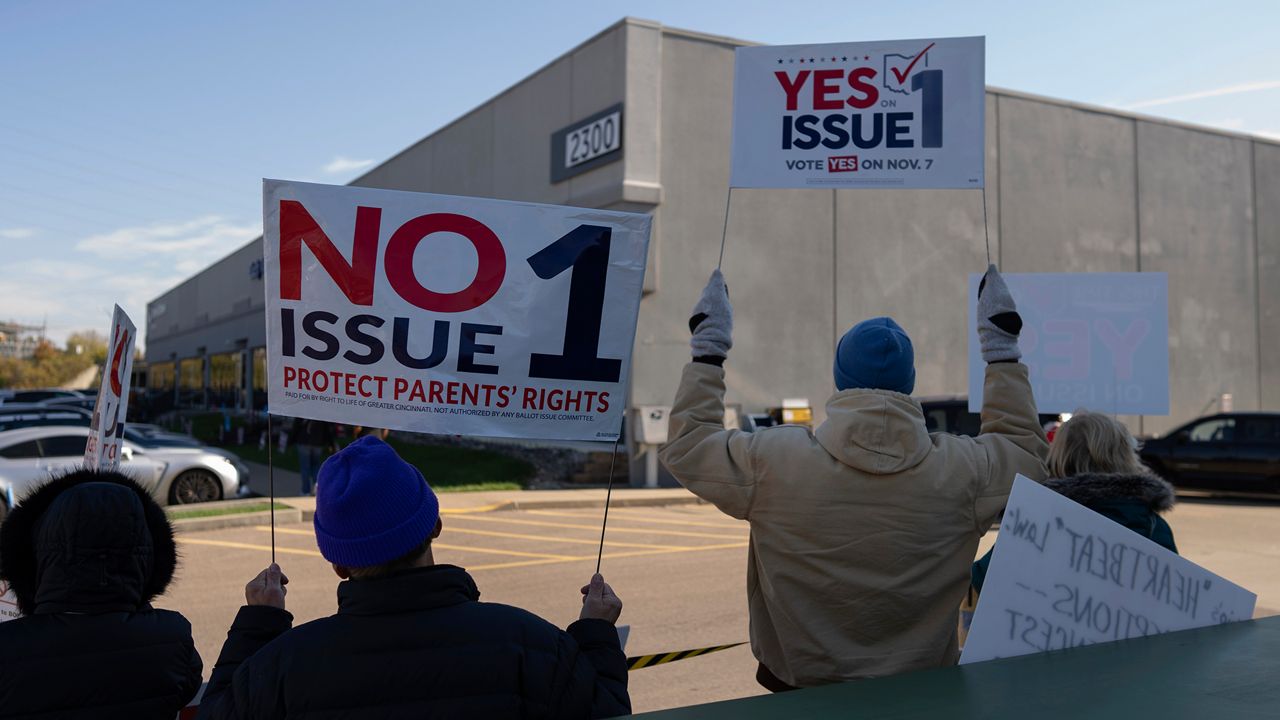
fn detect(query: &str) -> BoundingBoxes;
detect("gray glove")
[689,270,733,361]
[977,264,1023,363]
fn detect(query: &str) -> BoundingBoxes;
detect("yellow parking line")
[255,523,669,554]
[526,509,747,530]
[434,543,578,561]
[260,526,311,537]
[600,541,748,561]
[449,514,746,540]
[177,537,324,558]
[441,502,513,515]
[176,535,747,572]
[444,526,683,550]
[468,540,749,572]
[466,557,587,571]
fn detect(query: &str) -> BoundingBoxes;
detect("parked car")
[918,395,1063,438]
[0,427,242,520]
[0,403,96,432]
[6,389,87,404]
[0,406,251,491]
[1139,413,1280,494]
[38,395,98,412]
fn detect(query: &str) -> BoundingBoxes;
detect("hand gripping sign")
[264,180,651,442]
[730,36,985,189]
[961,476,1255,664]
[83,304,136,470]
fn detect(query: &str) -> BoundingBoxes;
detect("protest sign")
[729,36,985,189]
[968,273,1169,415]
[84,305,136,470]
[960,476,1255,664]
[0,581,18,623]
[263,180,651,442]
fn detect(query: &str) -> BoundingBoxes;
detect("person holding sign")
[971,411,1178,593]
[199,436,629,719]
[0,470,202,718]
[660,266,1048,689]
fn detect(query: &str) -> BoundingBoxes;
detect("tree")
[0,339,95,389]
[65,330,109,364]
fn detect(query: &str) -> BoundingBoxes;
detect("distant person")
[0,470,202,718]
[660,266,1049,689]
[290,418,335,495]
[353,425,390,441]
[972,411,1177,592]
[198,436,630,719]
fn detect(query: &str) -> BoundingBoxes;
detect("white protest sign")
[84,305,136,470]
[264,180,651,441]
[960,476,1255,664]
[0,581,19,623]
[730,36,985,189]
[968,273,1169,415]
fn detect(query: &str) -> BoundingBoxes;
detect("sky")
[2,0,1277,347]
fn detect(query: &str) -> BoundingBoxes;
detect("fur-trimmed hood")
[0,470,177,615]
[1044,472,1176,513]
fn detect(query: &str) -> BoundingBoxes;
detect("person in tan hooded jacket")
[659,265,1049,690]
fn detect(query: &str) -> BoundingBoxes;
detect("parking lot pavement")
[164,503,765,713]
[162,494,1280,714]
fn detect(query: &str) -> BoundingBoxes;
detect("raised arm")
[972,265,1050,527]
[658,271,759,519]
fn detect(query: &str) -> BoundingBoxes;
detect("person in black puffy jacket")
[197,436,630,720]
[0,469,203,718]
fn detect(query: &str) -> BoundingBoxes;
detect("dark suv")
[1140,413,1280,493]
[918,396,1062,438]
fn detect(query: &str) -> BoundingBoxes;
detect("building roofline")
[348,17,663,188]
[987,85,1280,147]
[148,19,1280,313]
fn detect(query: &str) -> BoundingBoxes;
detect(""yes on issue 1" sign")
[967,273,1170,415]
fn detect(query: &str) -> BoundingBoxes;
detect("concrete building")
[147,18,1279,461]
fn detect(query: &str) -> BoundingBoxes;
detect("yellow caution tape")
[626,642,747,670]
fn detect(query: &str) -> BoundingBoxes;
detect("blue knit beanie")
[314,435,440,568]
[833,317,916,395]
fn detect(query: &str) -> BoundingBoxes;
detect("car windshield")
[1188,418,1236,442]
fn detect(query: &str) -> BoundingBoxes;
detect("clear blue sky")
[2,0,1277,345]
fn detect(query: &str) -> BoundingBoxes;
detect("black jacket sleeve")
[197,605,293,719]
[178,632,204,711]
[558,619,630,719]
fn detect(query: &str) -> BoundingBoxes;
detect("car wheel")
[169,470,224,505]
[0,498,7,525]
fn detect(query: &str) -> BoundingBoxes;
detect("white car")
[0,426,240,519]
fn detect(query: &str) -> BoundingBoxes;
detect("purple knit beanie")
[314,435,439,568]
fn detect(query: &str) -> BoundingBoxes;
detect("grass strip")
[168,501,292,520]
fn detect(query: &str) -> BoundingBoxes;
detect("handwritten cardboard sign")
[960,476,1256,664]
[967,272,1169,415]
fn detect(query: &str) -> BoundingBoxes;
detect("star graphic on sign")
[808,58,815,62]
[864,55,870,60]
[778,59,783,64]
[842,56,848,61]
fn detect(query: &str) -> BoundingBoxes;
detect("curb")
[170,491,704,532]
[171,508,303,533]
[495,494,706,512]
[291,494,704,523]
